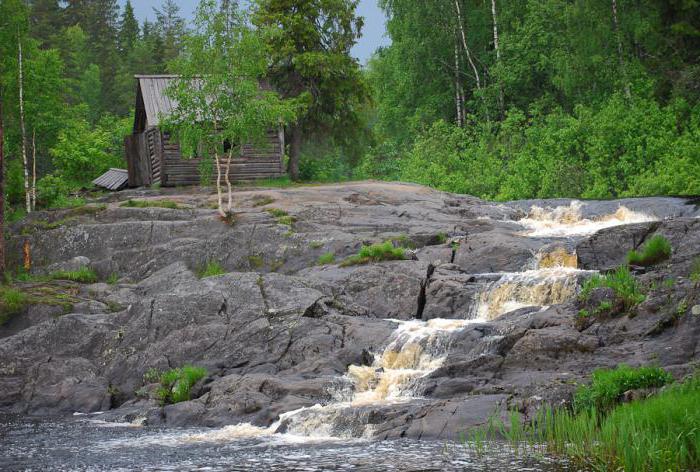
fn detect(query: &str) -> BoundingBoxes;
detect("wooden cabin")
[125,75,285,187]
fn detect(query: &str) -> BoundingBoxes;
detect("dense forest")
[0,0,699,220]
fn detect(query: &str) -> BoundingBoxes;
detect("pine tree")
[119,0,140,57]
[27,0,63,47]
[153,0,186,66]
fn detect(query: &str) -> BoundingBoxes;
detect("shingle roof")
[93,168,129,191]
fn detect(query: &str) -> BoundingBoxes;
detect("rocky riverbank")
[1,182,699,441]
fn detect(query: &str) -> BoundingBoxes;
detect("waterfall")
[518,201,655,237]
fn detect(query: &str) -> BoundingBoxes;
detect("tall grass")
[469,372,700,471]
[627,235,672,266]
[573,364,673,413]
[579,265,645,310]
[156,365,208,405]
[340,241,405,267]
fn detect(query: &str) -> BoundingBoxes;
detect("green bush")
[627,235,672,266]
[317,252,335,265]
[267,208,295,226]
[340,241,405,267]
[579,266,646,311]
[49,266,98,284]
[574,364,673,413]
[197,261,226,278]
[156,365,208,405]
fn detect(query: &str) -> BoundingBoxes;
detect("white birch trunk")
[611,0,631,99]
[453,0,481,91]
[18,32,30,213]
[454,38,463,127]
[491,0,500,61]
[214,152,225,218]
[224,149,233,213]
[31,129,36,210]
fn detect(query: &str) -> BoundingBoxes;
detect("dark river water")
[0,415,571,471]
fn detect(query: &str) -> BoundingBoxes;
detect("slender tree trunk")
[224,149,233,213]
[491,0,500,62]
[611,0,631,99]
[453,0,481,91]
[214,152,225,218]
[31,129,36,210]
[288,125,302,181]
[491,0,505,114]
[18,32,30,214]
[0,94,6,275]
[454,40,463,126]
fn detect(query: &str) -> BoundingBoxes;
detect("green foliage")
[120,199,182,209]
[574,364,673,413]
[252,0,368,180]
[317,252,335,265]
[267,208,295,226]
[340,242,405,267]
[164,0,297,214]
[197,261,226,279]
[579,266,646,311]
[106,273,119,285]
[49,266,98,284]
[627,235,672,267]
[0,287,30,325]
[522,375,700,472]
[156,365,207,405]
[691,257,700,283]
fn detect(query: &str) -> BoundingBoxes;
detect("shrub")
[49,266,98,284]
[317,252,335,265]
[156,365,208,405]
[0,287,30,325]
[121,199,182,209]
[197,261,226,278]
[574,364,673,413]
[579,266,645,311]
[627,235,672,266]
[340,241,405,267]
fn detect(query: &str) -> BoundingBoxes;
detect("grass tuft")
[573,364,673,413]
[197,261,226,278]
[49,266,98,284]
[690,257,700,283]
[155,365,208,405]
[317,252,335,265]
[121,199,182,209]
[579,265,645,311]
[340,241,405,267]
[627,235,672,266]
[0,287,30,325]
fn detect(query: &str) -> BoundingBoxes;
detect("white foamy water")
[473,268,594,320]
[518,201,656,237]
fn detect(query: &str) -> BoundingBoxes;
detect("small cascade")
[518,201,655,237]
[474,268,591,320]
[537,247,578,269]
[275,318,479,438]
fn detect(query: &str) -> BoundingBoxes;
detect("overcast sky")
[118,0,389,64]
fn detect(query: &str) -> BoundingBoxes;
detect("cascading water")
[518,200,655,237]
[112,203,657,446]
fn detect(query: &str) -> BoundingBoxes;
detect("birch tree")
[18,31,30,213]
[611,0,631,99]
[164,0,296,218]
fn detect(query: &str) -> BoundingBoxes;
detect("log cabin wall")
[160,130,285,186]
[127,75,286,187]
